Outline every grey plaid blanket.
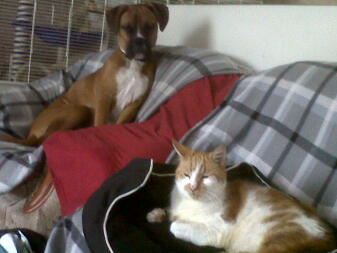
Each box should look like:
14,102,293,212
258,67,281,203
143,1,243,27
0,46,249,193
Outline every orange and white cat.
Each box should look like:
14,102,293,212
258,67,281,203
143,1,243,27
147,140,336,253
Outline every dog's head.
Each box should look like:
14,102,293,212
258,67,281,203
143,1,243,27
106,3,169,62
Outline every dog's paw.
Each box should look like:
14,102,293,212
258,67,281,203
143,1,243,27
146,208,166,223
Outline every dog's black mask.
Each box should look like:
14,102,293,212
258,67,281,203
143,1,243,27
126,37,151,62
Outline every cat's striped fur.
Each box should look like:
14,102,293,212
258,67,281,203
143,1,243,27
147,140,336,253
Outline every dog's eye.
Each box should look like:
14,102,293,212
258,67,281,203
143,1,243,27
121,25,133,32
184,173,190,178
145,24,155,30
143,23,155,34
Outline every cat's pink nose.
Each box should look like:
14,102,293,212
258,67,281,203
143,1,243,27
190,184,197,191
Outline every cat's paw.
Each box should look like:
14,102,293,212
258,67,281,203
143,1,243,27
146,208,166,223
170,221,212,246
170,221,190,239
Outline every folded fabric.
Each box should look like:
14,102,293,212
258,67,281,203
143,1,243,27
44,74,241,216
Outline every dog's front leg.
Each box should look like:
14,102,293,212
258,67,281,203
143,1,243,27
94,95,114,126
116,98,144,124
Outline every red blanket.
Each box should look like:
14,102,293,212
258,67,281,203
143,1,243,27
43,74,241,215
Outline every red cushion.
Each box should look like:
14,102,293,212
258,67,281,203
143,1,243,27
43,74,241,216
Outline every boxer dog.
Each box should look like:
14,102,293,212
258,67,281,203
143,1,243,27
4,2,168,146
3,3,169,212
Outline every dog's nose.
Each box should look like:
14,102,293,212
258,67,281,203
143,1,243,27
130,38,150,61
134,38,146,46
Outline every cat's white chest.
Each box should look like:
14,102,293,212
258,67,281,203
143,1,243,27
170,186,225,226
113,60,149,121
170,186,229,247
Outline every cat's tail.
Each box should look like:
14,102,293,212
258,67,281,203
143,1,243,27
258,231,336,253
297,231,337,253
296,242,337,253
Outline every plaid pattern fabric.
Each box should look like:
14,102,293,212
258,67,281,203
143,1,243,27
166,61,337,228
44,208,90,253
0,46,249,193
137,46,251,121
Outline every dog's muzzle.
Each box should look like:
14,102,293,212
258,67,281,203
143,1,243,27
126,38,151,62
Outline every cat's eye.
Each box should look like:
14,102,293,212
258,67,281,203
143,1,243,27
202,176,209,179
184,173,190,178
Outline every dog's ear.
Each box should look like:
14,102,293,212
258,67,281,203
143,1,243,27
145,2,169,31
106,5,129,33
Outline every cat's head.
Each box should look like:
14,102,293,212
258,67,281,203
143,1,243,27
172,140,227,202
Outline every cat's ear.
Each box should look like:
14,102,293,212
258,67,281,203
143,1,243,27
210,145,227,166
172,139,191,158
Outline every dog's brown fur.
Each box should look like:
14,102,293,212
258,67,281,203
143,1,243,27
3,3,168,147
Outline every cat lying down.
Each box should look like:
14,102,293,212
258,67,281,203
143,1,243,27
147,140,336,253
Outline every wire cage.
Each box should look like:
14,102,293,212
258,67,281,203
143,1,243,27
0,0,263,84
0,0,136,84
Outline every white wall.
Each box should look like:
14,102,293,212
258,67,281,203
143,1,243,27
157,5,337,71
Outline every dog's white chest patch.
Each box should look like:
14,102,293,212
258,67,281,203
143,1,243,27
113,60,149,121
